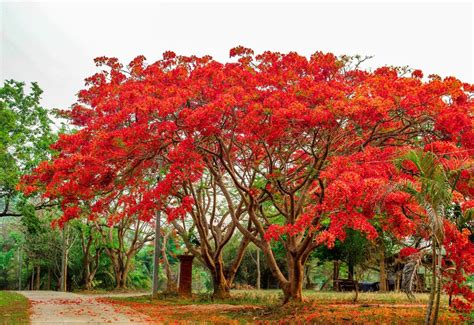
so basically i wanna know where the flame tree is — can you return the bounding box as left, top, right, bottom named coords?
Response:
left=21, top=48, right=472, bottom=304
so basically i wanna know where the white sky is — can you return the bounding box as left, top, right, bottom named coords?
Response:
left=1, top=1, right=473, bottom=110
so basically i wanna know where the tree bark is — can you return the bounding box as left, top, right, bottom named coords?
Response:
left=60, top=226, right=69, bottom=292
left=282, top=255, right=304, bottom=303
left=162, top=232, right=177, bottom=293
left=256, top=248, right=261, bottom=290
left=333, top=260, right=340, bottom=291
left=35, top=265, right=41, bottom=290
left=433, top=245, right=443, bottom=325
left=47, top=268, right=51, bottom=290
left=112, top=260, right=130, bottom=289
left=212, top=272, right=231, bottom=299
left=348, top=261, right=354, bottom=281
left=210, top=257, right=231, bottom=299
left=30, top=266, right=34, bottom=290
left=152, top=209, right=161, bottom=298
left=379, top=245, right=387, bottom=292
left=425, top=240, right=437, bottom=324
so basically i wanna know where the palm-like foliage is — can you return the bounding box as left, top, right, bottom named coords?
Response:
left=396, top=150, right=454, bottom=325
left=396, top=150, right=452, bottom=244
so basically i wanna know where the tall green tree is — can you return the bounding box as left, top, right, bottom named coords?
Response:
left=0, top=80, right=55, bottom=217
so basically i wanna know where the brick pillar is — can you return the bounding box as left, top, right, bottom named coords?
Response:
left=178, top=255, right=194, bottom=297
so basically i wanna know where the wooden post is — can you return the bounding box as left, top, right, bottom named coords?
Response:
left=177, top=255, right=194, bottom=297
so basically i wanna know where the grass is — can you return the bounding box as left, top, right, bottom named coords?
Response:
left=111, top=289, right=449, bottom=306
left=105, top=290, right=464, bottom=324
left=0, top=291, right=30, bottom=324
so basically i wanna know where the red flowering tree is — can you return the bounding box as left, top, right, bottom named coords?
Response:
left=21, top=48, right=472, bottom=303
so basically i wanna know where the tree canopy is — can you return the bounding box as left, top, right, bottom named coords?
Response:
left=20, top=48, right=473, bottom=306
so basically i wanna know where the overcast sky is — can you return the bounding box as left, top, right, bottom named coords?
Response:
left=1, top=1, right=473, bottom=110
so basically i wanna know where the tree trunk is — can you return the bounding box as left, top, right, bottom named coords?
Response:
left=282, top=255, right=304, bottom=303
left=333, top=260, right=340, bottom=291
left=212, top=274, right=230, bottom=299
left=162, top=233, right=177, bottom=293
left=305, top=264, right=314, bottom=289
left=84, top=270, right=94, bottom=290
left=425, top=240, right=437, bottom=325
left=348, top=261, right=354, bottom=281
left=212, top=259, right=231, bottom=299
left=256, top=248, right=261, bottom=290
left=114, top=266, right=129, bottom=289
left=35, top=265, right=41, bottom=290
left=30, top=267, right=34, bottom=290
left=115, top=273, right=126, bottom=289
left=379, top=245, right=387, bottom=292
left=83, top=255, right=92, bottom=290
left=47, top=268, right=51, bottom=290
left=396, top=272, right=401, bottom=292
left=152, top=209, right=161, bottom=298
left=433, top=245, right=443, bottom=325
left=60, top=226, right=69, bottom=292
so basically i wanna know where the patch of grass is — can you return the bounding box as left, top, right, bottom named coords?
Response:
left=111, top=289, right=448, bottom=307
left=0, top=291, right=30, bottom=324
left=112, top=290, right=282, bottom=307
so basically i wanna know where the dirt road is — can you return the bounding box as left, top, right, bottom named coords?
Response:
left=19, top=291, right=151, bottom=324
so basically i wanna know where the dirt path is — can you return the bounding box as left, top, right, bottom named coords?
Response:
left=19, top=291, right=152, bottom=324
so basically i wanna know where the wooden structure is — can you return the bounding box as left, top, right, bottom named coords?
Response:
left=177, top=255, right=194, bottom=297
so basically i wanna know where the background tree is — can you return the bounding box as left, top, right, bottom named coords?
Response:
left=0, top=80, right=55, bottom=218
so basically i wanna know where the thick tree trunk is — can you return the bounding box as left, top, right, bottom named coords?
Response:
left=212, top=259, right=231, bottom=299
left=115, top=273, right=126, bottom=289
left=282, top=255, right=304, bottom=303
left=114, top=266, right=129, bottom=289
left=84, top=270, right=94, bottom=290
left=212, top=275, right=230, bottom=299
left=379, top=246, right=387, bottom=292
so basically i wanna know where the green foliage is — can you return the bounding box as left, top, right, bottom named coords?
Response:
left=0, top=80, right=56, bottom=217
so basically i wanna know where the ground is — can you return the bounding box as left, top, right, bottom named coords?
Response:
left=2, top=289, right=467, bottom=324
left=105, top=290, right=465, bottom=324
